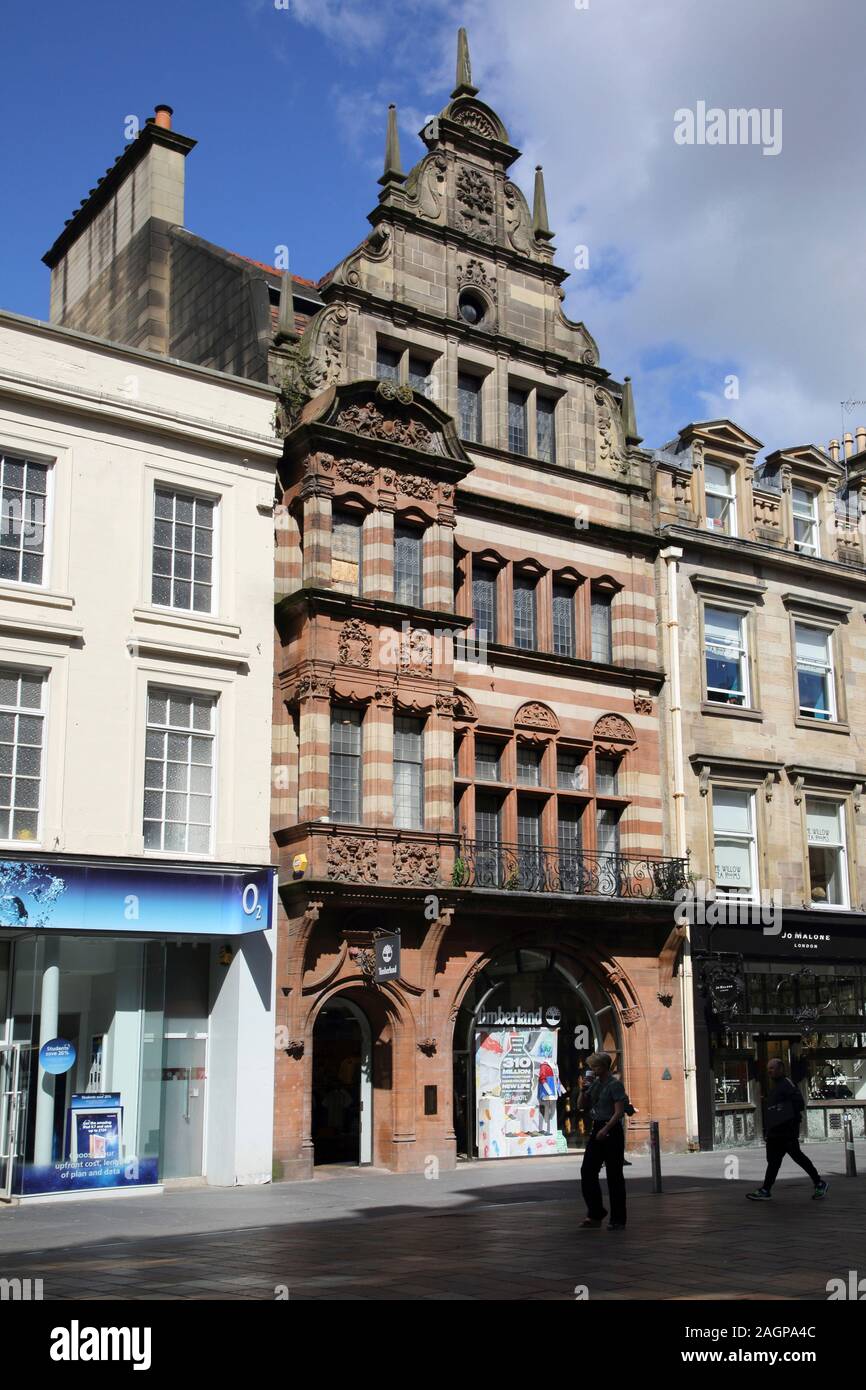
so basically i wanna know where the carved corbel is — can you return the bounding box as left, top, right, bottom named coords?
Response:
left=698, top=765, right=711, bottom=797
left=793, top=775, right=805, bottom=806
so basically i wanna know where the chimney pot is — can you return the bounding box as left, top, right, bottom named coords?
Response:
left=153, top=105, right=173, bottom=130
left=829, top=438, right=840, bottom=463
left=844, top=431, right=855, bottom=459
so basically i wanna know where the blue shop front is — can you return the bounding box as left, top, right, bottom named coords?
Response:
left=0, top=856, right=276, bottom=1200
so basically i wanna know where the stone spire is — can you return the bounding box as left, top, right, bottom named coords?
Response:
left=276, top=269, right=294, bottom=341
left=379, top=104, right=405, bottom=187
left=621, top=377, right=643, bottom=446
left=532, top=165, right=554, bottom=242
left=452, top=26, right=479, bottom=98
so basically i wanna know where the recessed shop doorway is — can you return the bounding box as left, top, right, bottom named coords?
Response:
left=311, top=998, right=372, bottom=1166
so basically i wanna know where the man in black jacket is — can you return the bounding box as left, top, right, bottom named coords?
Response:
left=746, top=1059, right=829, bottom=1201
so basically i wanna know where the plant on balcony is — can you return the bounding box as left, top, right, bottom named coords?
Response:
left=452, top=856, right=468, bottom=886
left=504, top=865, right=521, bottom=890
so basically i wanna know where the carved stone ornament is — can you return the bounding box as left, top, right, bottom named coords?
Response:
left=320, top=456, right=377, bottom=487
left=453, top=690, right=478, bottom=722
left=595, top=388, right=629, bottom=475
left=514, top=701, right=560, bottom=732
left=399, top=473, right=436, bottom=501
left=593, top=714, right=636, bottom=744
left=621, top=1006, right=642, bottom=1027
left=418, top=1037, right=438, bottom=1056
left=338, top=619, right=372, bottom=668
left=435, top=693, right=457, bottom=717
left=503, top=182, right=532, bottom=254
left=306, top=305, right=348, bottom=394
left=582, top=347, right=598, bottom=366
left=335, top=395, right=439, bottom=455
left=457, top=257, right=497, bottom=301
left=399, top=627, right=434, bottom=676
left=327, top=837, right=379, bottom=884
left=698, top=765, right=711, bottom=797
left=633, top=693, right=653, bottom=715
left=455, top=165, right=495, bottom=242
left=292, top=674, right=334, bottom=702
left=672, top=472, right=691, bottom=505
left=418, top=156, right=448, bottom=221
left=451, top=103, right=498, bottom=139
left=393, top=841, right=440, bottom=886
left=378, top=380, right=414, bottom=406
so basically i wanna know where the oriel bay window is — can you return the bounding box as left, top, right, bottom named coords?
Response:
left=704, top=606, right=749, bottom=707
left=806, top=799, right=849, bottom=908
left=393, top=716, right=424, bottom=830
left=329, top=707, right=363, bottom=823
left=712, top=787, right=758, bottom=899
left=795, top=623, right=836, bottom=721
left=394, top=523, right=423, bottom=606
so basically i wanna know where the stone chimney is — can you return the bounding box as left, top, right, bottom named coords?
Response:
left=42, top=105, right=196, bottom=355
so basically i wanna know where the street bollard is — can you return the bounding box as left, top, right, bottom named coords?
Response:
left=843, top=1114, right=857, bottom=1178
left=650, top=1119, right=663, bottom=1193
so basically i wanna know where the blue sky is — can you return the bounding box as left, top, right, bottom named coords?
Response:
left=2, top=0, right=864, bottom=453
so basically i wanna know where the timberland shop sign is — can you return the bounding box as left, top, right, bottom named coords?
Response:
left=476, top=1006, right=563, bottom=1028
left=375, top=933, right=400, bottom=982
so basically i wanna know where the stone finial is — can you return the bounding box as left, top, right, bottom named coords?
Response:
left=276, top=270, right=294, bottom=341
left=532, top=165, right=554, bottom=241
left=452, top=27, right=479, bottom=98
left=379, top=104, right=405, bottom=187
left=621, top=377, right=643, bottom=446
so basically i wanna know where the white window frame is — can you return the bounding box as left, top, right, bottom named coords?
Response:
left=0, top=665, right=48, bottom=848
left=143, top=685, right=218, bottom=857
left=794, top=622, right=836, bottom=722
left=792, top=485, right=820, bottom=557
left=705, top=462, right=737, bottom=537
left=704, top=604, right=750, bottom=707
left=712, top=785, right=759, bottom=901
left=805, top=798, right=850, bottom=910
left=0, top=451, right=55, bottom=591
left=150, top=484, right=221, bottom=618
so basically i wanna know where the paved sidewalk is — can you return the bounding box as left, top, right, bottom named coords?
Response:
left=1, top=1143, right=862, bottom=1300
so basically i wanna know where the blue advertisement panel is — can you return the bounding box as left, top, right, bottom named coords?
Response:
left=18, top=1157, right=159, bottom=1196
left=0, top=858, right=275, bottom=935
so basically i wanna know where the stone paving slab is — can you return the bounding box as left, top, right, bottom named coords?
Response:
left=1, top=1145, right=862, bottom=1301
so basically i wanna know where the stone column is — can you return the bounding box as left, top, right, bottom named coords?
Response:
left=297, top=682, right=332, bottom=822
left=363, top=692, right=394, bottom=827
left=300, top=477, right=333, bottom=588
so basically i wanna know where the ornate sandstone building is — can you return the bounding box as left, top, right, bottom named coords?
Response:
left=268, top=32, right=689, bottom=1175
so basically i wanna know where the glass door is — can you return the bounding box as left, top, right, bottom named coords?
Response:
left=0, top=1043, right=22, bottom=1200
left=159, top=1035, right=207, bottom=1179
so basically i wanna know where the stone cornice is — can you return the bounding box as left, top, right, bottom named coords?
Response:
left=661, top=523, right=866, bottom=587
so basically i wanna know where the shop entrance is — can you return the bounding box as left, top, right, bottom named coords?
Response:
left=311, top=998, right=372, bottom=1166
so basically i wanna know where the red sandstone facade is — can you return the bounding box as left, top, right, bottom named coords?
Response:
left=270, top=35, right=690, bottom=1178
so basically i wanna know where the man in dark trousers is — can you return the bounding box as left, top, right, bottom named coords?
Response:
left=746, top=1057, right=829, bottom=1202
left=579, top=1051, right=627, bottom=1230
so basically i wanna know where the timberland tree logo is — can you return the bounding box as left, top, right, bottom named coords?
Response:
left=674, top=102, right=783, bottom=156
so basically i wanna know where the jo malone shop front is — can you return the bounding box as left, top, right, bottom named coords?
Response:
left=0, top=855, right=276, bottom=1201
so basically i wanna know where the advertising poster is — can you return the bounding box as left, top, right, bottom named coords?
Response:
left=475, top=1025, right=566, bottom=1158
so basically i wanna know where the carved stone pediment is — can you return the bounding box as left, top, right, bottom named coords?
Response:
left=514, top=701, right=559, bottom=732
left=594, top=713, right=636, bottom=746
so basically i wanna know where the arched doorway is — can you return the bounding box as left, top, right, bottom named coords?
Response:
left=453, top=947, right=622, bottom=1160
left=311, top=997, right=372, bottom=1165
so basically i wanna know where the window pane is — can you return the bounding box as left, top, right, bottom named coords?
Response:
left=596, top=807, right=620, bottom=856
left=516, top=745, right=541, bottom=785
left=552, top=584, right=575, bottom=657
left=408, top=355, right=432, bottom=396
left=508, top=389, right=528, bottom=455
left=329, top=707, right=362, bottom=823
left=557, top=750, right=585, bottom=791
left=152, top=488, right=216, bottom=614
left=394, top=716, right=424, bottom=829
left=143, top=686, right=215, bottom=852
left=376, top=346, right=400, bottom=382
left=705, top=606, right=747, bottom=705
left=475, top=740, right=501, bottom=781
left=712, top=787, right=752, bottom=834
left=0, top=668, right=45, bottom=842
left=472, top=569, right=497, bottom=643
left=458, top=372, right=482, bottom=443
left=591, top=592, right=613, bottom=662
left=0, top=454, right=49, bottom=585
left=796, top=624, right=833, bottom=719
left=513, top=575, right=537, bottom=650
left=394, top=526, right=422, bottom=607
left=331, top=511, right=363, bottom=595
left=536, top=396, right=556, bottom=464
left=596, top=756, right=619, bottom=795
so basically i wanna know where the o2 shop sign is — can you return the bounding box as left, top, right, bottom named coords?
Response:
left=241, top=881, right=266, bottom=922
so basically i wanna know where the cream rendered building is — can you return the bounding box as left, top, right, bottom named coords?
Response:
left=0, top=309, right=280, bottom=1198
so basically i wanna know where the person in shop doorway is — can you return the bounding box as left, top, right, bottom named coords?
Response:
left=579, top=1051, right=628, bottom=1231
left=746, top=1058, right=829, bottom=1203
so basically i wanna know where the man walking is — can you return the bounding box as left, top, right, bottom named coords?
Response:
left=579, top=1051, right=628, bottom=1230
left=746, top=1058, right=829, bottom=1202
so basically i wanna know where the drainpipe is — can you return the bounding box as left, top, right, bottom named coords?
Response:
left=660, top=546, right=699, bottom=1147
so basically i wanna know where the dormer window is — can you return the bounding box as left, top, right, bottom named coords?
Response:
left=792, top=486, right=820, bottom=557
left=705, top=462, right=737, bottom=536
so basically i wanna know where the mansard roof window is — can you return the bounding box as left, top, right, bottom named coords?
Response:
left=705, top=461, right=737, bottom=536
left=792, top=485, right=820, bottom=557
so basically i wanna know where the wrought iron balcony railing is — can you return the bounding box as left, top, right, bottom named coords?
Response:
left=452, top=839, right=690, bottom=900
